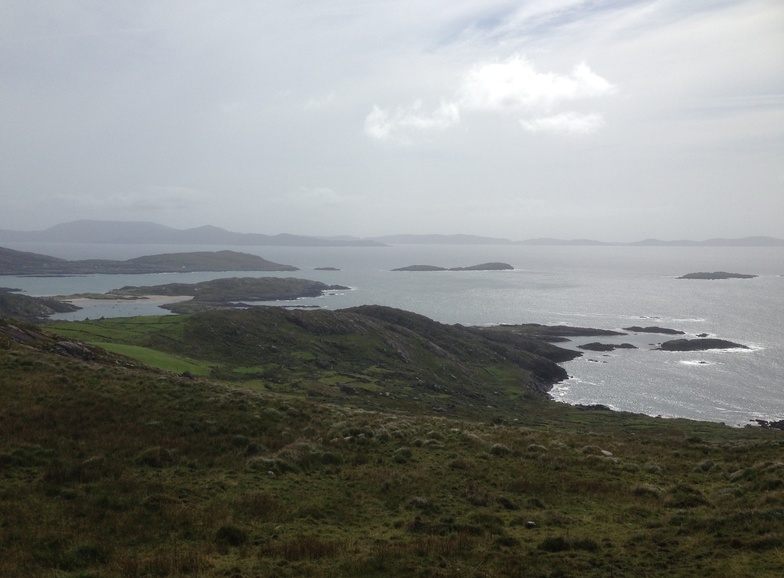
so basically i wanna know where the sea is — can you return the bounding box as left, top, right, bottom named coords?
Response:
left=2, top=241, right=782, bottom=427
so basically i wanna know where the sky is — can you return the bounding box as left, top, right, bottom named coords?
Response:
left=1, top=0, right=782, bottom=241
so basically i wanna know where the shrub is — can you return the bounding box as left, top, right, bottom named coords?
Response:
left=538, top=536, right=569, bottom=552
left=538, top=536, right=600, bottom=553
left=633, top=483, right=664, bottom=499
left=136, top=447, right=174, bottom=468
left=490, top=443, right=511, bottom=456
left=262, top=535, right=340, bottom=560
left=215, top=525, right=249, bottom=546
left=393, top=447, right=413, bottom=463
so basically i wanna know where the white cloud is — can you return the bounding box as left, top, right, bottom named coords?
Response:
left=364, top=54, right=614, bottom=142
left=288, top=187, right=361, bottom=206
left=54, top=186, right=207, bottom=213
left=459, top=56, right=614, bottom=111
left=304, top=91, right=336, bottom=111
left=520, top=111, right=605, bottom=135
left=364, top=100, right=460, bottom=143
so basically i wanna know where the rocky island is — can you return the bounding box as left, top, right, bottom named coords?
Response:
left=658, top=338, right=749, bottom=351
left=678, top=271, right=757, bottom=280
left=578, top=342, right=637, bottom=352
left=393, top=262, right=514, bottom=271
left=624, top=326, right=685, bottom=335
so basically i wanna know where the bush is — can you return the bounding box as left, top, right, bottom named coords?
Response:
left=538, top=536, right=599, bottom=553
left=490, top=443, right=511, bottom=456
left=538, top=536, right=569, bottom=552
left=215, top=525, right=249, bottom=546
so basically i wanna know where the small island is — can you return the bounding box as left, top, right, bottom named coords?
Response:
left=578, top=342, right=637, bottom=352
left=393, top=262, right=514, bottom=272
left=677, top=272, right=757, bottom=280
left=624, top=326, right=685, bottom=335
left=658, top=338, right=749, bottom=351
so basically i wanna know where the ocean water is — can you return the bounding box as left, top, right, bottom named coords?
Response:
left=2, top=242, right=782, bottom=426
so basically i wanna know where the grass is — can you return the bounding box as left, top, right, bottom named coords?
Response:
left=46, top=308, right=563, bottom=422
left=93, top=342, right=212, bottom=375
left=2, top=314, right=783, bottom=576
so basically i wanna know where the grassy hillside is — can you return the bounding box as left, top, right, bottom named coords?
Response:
left=0, top=246, right=69, bottom=274
left=48, top=306, right=575, bottom=421
left=2, top=316, right=783, bottom=577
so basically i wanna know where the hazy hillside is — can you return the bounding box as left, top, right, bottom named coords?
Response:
left=0, top=220, right=385, bottom=247
left=3, top=221, right=782, bottom=247
left=0, top=247, right=297, bottom=275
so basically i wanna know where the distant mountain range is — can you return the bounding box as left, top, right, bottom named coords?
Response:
left=0, top=220, right=782, bottom=247
left=367, top=234, right=784, bottom=247
left=0, top=220, right=384, bottom=247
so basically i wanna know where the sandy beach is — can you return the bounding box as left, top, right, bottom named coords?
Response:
left=64, top=295, right=194, bottom=306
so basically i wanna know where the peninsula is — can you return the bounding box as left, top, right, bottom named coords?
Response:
left=0, top=247, right=297, bottom=275
left=106, top=276, right=350, bottom=313
left=0, top=288, right=81, bottom=322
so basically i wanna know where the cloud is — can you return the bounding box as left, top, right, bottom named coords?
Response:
left=520, top=111, right=605, bottom=135
left=364, top=54, right=614, bottom=142
left=304, top=91, right=336, bottom=111
left=364, top=100, right=460, bottom=143
left=459, top=56, right=614, bottom=111
left=54, top=186, right=207, bottom=213
left=287, top=187, right=361, bottom=207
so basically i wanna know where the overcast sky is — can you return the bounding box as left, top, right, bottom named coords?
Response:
left=1, top=1, right=782, bottom=241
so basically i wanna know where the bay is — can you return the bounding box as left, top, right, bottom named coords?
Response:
left=2, top=241, right=782, bottom=426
